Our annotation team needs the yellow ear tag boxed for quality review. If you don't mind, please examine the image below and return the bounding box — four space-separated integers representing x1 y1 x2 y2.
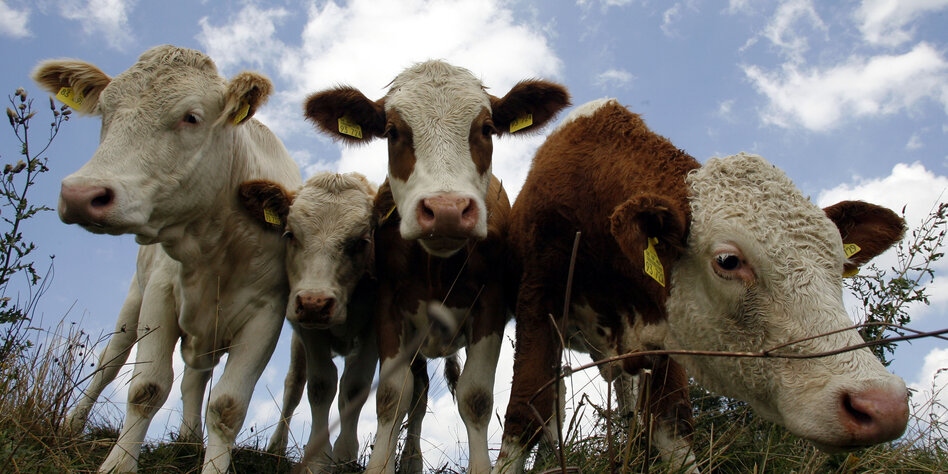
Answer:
263 208 282 226
338 116 363 139
509 114 533 133
56 87 84 110
233 102 251 125
842 243 861 277
843 243 861 258
382 204 396 222
643 237 665 287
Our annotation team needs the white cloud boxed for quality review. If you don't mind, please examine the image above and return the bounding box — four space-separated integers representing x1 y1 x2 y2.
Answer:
761 0 826 64
818 162 948 311
907 347 948 431
744 42 948 131
907 132 924 150
661 3 682 37
728 0 752 14
196 5 290 71
59 0 136 51
0 1 30 38
594 68 636 89
855 0 948 47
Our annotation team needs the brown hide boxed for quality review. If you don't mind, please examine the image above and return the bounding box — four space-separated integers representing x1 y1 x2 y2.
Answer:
372 175 511 361
504 100 699 448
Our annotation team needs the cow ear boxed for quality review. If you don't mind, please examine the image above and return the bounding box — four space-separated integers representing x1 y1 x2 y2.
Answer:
224 71 273 126
238 180 294 230
823 200 906 274
304 86 386 144
32 60 111 115
490 80 570 136
610 194 689 293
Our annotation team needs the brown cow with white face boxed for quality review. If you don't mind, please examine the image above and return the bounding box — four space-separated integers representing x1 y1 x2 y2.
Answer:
494 99 909 473
304 60 569 473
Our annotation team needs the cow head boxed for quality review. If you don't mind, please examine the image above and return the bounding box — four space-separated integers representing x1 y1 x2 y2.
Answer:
239 172 376 329
304 60 569 257
612 153 909 451
33 45 273 243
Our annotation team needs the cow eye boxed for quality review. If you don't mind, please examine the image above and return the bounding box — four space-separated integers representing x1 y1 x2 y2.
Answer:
482 123 496 137
183 113 200 125
715 254 741 272
282 230 295 241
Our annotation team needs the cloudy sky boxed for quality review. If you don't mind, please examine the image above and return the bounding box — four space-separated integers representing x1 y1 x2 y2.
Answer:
1 0 946 469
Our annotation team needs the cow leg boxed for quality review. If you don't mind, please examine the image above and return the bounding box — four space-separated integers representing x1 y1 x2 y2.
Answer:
178 365 211 444
65 277 142 436
397 357 428 474
99 277 178 474
365 348 415 474
201 310 284 474
298 332 337 472
267 333 306 454
458 335 503 473
494 277 562 474
640 357 697 473
334 336 378 464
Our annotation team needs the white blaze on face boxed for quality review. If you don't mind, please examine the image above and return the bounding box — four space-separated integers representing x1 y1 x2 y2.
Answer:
664 153 908 449
383 61 493 256
283 172 375 329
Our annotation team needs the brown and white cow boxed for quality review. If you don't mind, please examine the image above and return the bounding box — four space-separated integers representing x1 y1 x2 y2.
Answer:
493 99 909 473
33 45 302 473
237 172 378 471
304 60 569 473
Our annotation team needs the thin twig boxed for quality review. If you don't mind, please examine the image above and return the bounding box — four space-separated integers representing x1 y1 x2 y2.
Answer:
529 324 948 407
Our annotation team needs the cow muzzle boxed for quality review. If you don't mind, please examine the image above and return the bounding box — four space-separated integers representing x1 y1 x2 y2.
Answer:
59 182 116 228
416 194 478 239
292 291 338 329
834 384 909 448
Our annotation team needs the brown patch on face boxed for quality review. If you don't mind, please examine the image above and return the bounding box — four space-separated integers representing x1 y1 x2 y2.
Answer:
209 394 244 439
129 382 163 417
385 109 416 181
469 108 494 175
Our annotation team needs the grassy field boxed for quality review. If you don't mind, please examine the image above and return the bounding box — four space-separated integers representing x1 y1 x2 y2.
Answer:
1 325 944 474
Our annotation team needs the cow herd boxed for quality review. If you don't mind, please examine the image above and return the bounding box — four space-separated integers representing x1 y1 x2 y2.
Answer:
33 45 910 474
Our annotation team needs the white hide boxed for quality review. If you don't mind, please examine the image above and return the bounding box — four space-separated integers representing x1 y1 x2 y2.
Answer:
664 152 906 449
39 46 301 474
383 61 493 250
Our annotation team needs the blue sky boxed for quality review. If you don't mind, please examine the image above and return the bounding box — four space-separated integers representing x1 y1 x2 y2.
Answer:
1 0 947 468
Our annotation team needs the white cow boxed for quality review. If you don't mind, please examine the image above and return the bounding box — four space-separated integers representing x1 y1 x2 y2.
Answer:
63 247 209 444
237 172 378 472
33 45 302 473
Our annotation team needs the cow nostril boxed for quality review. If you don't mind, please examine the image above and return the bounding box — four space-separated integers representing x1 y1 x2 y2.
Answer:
843 393 874 425
91 188 114 208
461 199 475 218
